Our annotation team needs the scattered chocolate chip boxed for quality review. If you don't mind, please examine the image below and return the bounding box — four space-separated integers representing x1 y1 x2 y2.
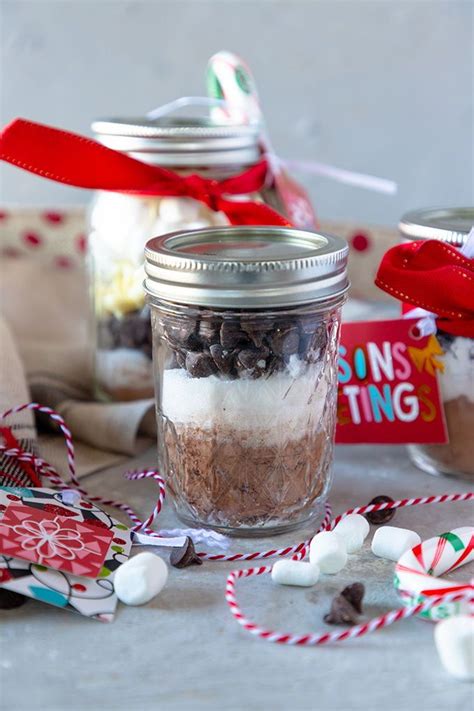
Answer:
324 594 359 626
185 352 217 378
340 582 365 614
0 589 28 610
270 324 300 356
209 344 235 375
365 495 396 525
220 321 247 350
170 536 203 568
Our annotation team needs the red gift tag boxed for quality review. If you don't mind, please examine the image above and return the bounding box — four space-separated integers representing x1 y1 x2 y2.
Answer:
273 169 318 229
336 319 448 444
0 502 113 578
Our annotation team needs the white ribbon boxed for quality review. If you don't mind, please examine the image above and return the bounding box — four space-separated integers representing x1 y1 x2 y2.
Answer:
132 528 231 550
145 96 397 194
146 96 229 120
132 532 188 548
280 157 397 195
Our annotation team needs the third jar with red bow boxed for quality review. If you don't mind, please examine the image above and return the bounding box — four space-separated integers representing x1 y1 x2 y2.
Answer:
398 208 474 480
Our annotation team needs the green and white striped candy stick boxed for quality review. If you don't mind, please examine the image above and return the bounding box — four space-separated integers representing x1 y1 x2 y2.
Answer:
207 51 262 125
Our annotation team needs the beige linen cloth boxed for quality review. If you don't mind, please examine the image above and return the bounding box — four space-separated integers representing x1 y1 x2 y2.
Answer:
0 209 155 482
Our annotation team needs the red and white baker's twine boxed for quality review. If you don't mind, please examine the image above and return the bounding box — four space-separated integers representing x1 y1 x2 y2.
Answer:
1 402 473 645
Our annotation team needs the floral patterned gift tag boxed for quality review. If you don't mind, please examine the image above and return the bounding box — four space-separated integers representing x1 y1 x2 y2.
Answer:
0 487 132 621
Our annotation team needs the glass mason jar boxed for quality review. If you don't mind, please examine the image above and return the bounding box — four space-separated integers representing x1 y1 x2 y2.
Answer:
399 207 474 479
89 117 283 401
144 226 349 536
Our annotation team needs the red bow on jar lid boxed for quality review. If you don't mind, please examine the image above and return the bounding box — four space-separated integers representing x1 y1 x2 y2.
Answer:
375 239 474 338
0 118 290 227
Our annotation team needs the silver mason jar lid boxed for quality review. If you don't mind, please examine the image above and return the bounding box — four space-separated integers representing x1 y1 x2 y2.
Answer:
399 207 474 246
144 226 349 309
91 116 261 167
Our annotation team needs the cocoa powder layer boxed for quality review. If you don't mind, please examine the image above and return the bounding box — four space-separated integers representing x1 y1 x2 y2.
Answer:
162 423 331 529
415 396 474 477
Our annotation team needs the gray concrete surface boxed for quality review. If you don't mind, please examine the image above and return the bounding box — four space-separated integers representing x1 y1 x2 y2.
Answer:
1 0 473 225
1 444 472 711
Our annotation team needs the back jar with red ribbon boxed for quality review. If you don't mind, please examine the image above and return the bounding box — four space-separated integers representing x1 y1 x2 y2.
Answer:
399 207 474 479
89 116 284 401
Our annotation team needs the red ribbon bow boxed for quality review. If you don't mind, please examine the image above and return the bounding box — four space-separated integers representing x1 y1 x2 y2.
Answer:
0 118 290 227
375 239 474 337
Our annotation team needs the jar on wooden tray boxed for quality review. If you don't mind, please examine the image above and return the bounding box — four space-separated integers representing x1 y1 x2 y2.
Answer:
399 207 474 479
89 117 284 401
144 226 349 536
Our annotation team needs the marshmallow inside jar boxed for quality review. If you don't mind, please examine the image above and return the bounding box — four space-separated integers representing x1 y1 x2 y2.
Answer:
145 226 349 536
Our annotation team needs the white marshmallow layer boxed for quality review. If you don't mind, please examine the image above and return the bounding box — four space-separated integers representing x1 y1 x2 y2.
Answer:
161 360 328 445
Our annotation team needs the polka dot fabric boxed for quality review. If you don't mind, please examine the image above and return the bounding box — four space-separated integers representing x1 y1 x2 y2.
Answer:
0 208 86 269
0 209 399 298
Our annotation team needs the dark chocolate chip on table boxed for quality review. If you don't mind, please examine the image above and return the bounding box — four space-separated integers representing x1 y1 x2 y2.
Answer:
170 536 202 568
185 352 217 378
0 589 28 610
324 582 365 626
340 582 365 614
365 495 396 525
324 594 359 626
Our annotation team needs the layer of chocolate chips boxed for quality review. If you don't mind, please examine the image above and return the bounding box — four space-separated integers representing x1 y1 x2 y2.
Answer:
160 309 329 380
100 307 153 359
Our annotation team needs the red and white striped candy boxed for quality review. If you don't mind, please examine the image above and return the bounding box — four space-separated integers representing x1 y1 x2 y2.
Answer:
395 526 474 620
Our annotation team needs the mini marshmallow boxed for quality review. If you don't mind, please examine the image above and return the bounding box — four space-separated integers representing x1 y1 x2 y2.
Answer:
434 615 474 681
271 559 320 587
309 531 348 574
159 197 202 224
371 526 421 562
333 514 370 554
114 552 168 606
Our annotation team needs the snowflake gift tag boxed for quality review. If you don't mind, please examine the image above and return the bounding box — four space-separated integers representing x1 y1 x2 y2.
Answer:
0 487 132 621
